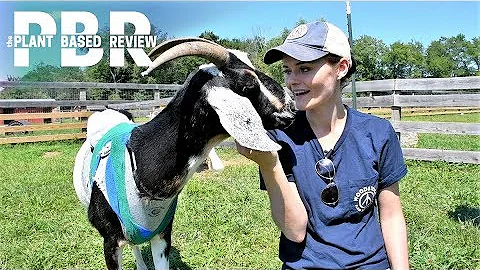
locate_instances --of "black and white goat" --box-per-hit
[73,38,295,270]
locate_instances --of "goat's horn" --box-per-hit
[141,37,230,76]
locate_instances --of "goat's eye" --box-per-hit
[242,84,256,93]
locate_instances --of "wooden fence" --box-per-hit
[0,77,479,164]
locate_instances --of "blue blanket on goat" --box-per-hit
[89,122,177,245]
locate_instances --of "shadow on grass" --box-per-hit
[448,205,480,228]
[170,247,193,270]
[141,245,192,270]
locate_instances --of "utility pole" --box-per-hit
[346,1,357,109]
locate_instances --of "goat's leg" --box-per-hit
[150,217,174,270]
[151,234,169,270]
[103,238,124,270]
[208,148,224,171]
[133,245,148,270]
[88,185,126,270]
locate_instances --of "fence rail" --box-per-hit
[391,121,479,135]
[1,77,479,164]
[342,76,480,93]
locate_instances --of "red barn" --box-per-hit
[0,99,56,125]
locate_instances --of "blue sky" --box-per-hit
[0,1,478,79]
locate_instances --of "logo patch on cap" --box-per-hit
[287,24,308,40]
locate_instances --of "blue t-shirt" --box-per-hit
[261,106,407,269]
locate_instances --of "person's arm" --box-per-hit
[236,143,308,243]
[378,182,409,270]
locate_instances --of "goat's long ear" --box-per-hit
[206,86,281,152]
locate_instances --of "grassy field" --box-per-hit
[403,113,480,151]
[0,112,478,269]
[402,112,479,123]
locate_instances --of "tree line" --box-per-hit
[2,21,478,100]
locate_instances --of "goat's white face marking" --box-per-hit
[243,70,283,111]
[228,49,255,69]
[259,81,283,110]
[200,63,222,77]
[202,50,283,111]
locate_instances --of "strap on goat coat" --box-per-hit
[89,122,178,245]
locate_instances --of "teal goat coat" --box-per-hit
[73,112,177,245]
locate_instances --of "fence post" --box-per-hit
[154,89,161,101]
[392,105,401,121]
[392,85,402,140]
[80,89,87,132]
[153,89,162,112]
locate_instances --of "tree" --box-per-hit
[446,34,478,76]
[199,31,220,43]
[22,63,84,82]
[384,41,425,78]
[426,35,479,77]
[83,23,164,85]
[425,38,455,77]
[1,63,85,99]
[352,35,388,80]
[468,37,480,75]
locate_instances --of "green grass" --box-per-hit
[401,160,480,269]
[402,112,480,123]
[400,112,480,151]
[417,134,480,151]
[0,141,479,269]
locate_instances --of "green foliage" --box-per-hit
[353,35,389,80]
[0,63,84,99]
[426,35,479,77]
[199,31,220,43]
[20,63,84,82]
[384,41,425,79]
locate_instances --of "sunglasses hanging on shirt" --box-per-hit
[315,149,338,207]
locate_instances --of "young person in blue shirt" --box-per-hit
[236,21,409,269]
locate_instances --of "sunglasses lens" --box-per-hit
[315,158,335,179]
[321,182,338,206]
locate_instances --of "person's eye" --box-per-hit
[300,67,311,73]
[283,69,292,75]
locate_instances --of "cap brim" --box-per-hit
[264,42,329,64]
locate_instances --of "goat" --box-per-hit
[73,37,295,270]
[149,107,224,172]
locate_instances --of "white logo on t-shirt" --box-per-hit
[354,186,376,212]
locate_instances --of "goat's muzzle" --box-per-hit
[272,104,296,129]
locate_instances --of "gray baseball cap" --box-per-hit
[264,21,352,66]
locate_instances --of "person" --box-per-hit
[236,21,409,269]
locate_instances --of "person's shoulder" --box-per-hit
[347,107,395,142]
[348,106,392,129]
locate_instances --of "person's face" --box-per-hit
[282,55,343,111]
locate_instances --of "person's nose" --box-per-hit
[285,72,300,89]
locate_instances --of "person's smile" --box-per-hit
[293,89,311,96]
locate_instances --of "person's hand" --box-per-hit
[235,141,278,169]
